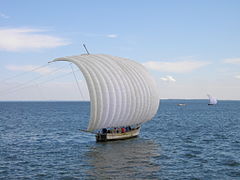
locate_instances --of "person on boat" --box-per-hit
[121,127,125,133]
[102,128,107,134]
[118,128,122,133]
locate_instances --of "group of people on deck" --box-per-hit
[101,126,132,134]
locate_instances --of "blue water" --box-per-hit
[1,100,240,179]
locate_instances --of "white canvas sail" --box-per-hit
[207,94,217,105]
[53,54,160,131]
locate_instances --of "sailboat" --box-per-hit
[51,54,160,142]
[207,94,217,105]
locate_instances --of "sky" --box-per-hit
[0,0,240,101]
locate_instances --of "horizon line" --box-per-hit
[0,99,240,102]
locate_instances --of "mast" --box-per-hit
[83,44,90,55]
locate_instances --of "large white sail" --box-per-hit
[53,54,160,131]
[207,94,217,105]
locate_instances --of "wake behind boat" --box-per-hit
[51,53,160,142]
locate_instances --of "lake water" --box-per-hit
[1,100,240,179]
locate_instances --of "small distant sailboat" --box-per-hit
[51,53,160,142]
[177,103,186,106]
[207,94,217,105]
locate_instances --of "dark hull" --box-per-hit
[96,134,138,142]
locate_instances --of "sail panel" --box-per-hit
[207,94,217,105]
[93,55,130,128]
[115,58,146,125]
[83,56,120,129]
[53,54,160,131]
[118,57,159,124]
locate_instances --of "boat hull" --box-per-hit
[96,127,141,142]
[177,103,186,106]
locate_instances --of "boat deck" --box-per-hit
[96,127,141,142]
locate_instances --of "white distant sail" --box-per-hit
[53,54,160,131]
[207,94,217,105]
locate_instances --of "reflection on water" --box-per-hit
[85,138,161,179]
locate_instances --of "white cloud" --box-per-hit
[143,60,210,73]
[235,75,240,79]
[0,13,9,19]
[160,75,176,82]
[106,34,118,38]
[223,58,240,65]
[83,33,118,39]
[5,65,70,75]
[0,28,70,51]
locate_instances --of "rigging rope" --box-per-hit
[70,63,84,100]
[0,68,81,97]
[0,63,50,83]
[0,64,68,95]
[0,61,86,101]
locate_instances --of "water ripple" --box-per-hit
[1,100,240,179]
